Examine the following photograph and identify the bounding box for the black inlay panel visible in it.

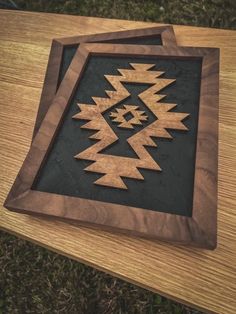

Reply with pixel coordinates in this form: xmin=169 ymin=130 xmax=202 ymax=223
xmin=34 ymin=55 xmax=202 ymax=217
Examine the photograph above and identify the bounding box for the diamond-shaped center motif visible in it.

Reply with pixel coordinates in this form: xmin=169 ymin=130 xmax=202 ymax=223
xmin=123 ymin=111 xmax=135 ymax=122
xmin=109 ymin=104 xmax=148 ymax=129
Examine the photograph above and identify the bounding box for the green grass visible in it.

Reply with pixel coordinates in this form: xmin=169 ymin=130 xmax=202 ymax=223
xmin=13 ymin=0 xmax=236 ymax=29
xmin=1 ymin=0 xmax=235 ymax=312
xmin=0 ymin=231 xmax=201 ymax=314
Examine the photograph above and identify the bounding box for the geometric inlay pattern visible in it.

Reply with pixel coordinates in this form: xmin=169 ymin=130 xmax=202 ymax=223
xmin=110 ymin=104 xmax=148 ymax=129
xmin=73 ymin=63 xmax=189 ymax=189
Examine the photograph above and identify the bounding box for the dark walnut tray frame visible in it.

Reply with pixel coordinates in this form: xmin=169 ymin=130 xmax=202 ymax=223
xmin=34 ymin=26 xmax=177 ymax=138
xmin=5 ymin=43 xmax=219 ymax=249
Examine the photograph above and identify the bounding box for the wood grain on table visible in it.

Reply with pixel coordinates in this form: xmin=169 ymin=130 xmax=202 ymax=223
xmin=0 ymin=10 xmax=236 ymax=314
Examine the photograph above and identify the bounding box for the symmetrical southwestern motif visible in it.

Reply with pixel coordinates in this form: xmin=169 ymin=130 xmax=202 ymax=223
xmin=73 ymin=63 xmax=189 ymax=189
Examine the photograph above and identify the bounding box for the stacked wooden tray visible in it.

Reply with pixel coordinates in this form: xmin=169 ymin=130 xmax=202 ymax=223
xmin=4 ymin=26 xmax=219 ymax=249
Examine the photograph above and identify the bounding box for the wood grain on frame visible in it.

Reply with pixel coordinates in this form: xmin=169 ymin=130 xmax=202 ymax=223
xmin=33 ymin=26 xmax=176 ymax=138
xmin=4 ymin=44 xmax=219 ymax=249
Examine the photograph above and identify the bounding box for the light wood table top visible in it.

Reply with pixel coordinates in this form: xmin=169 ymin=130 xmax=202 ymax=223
xmin=0 ymin=9 xmax=236 ymax=314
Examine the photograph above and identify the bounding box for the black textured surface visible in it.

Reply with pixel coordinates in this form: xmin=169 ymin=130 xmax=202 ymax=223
xmin=99 ymin=34 xmax=162 ymax=45
xmin=58 ymin=35 xmax=162 ymax=87
xmin=33 ymin=53 xmax=202 ymax=217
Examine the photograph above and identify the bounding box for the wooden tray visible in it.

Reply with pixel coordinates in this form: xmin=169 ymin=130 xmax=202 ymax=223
xmin=33 ymin=26 xmax=177 ymax=138
xmin=5 ymin=43 xmax=219 ymax=249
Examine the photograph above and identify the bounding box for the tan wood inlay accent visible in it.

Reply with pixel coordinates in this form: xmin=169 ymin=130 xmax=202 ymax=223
xmin=110 ymin=104 xmax=148 ymax=129
xmin=73 ymin=64 xmax=189 ymax=189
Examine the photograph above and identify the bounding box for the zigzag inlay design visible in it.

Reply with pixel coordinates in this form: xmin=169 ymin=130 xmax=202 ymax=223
xmin=110 ymin=104 xmax=148 ymax=129
xmin=72 ymin=63 xmax=189 ymax=189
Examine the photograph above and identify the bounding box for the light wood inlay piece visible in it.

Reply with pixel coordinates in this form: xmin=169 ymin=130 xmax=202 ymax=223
xmin=73 ymin=64 xmax=189 ymax=189
xmin=110 ymin=104 xmax=148 ymax=129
